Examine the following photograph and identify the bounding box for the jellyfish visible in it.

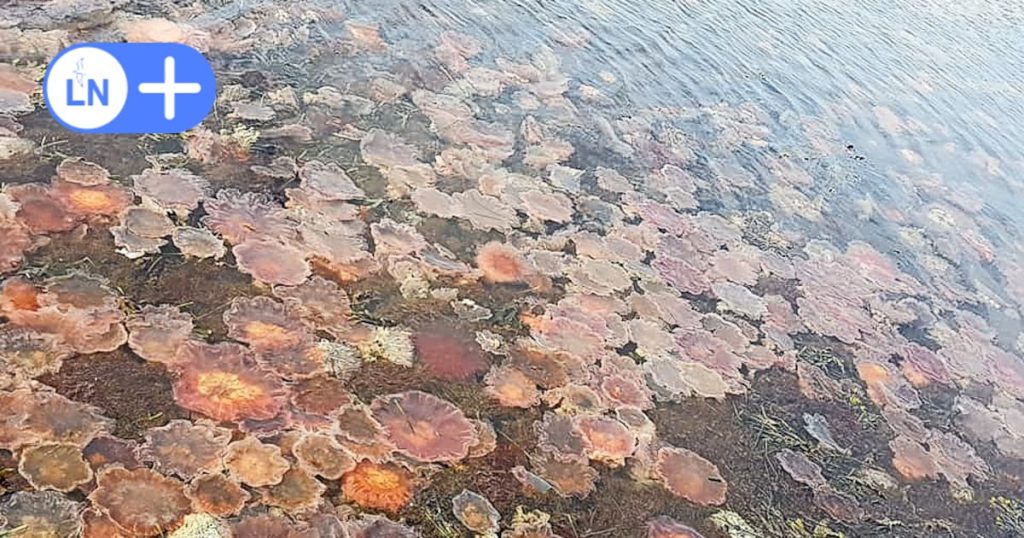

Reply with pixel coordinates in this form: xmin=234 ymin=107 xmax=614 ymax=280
xmin=576 ymin=415 xmax=637 ymax=467
xmin=186 ymin=473 xmax=250 ymax=517
xmin=452 ymin=490 xmax=500 ymax=536
xmin=125 ymin=304 xmax=193 ymax=366
xmin=530 ymin=452 xmax=598 ymax=498
xmin=261 ymin=467 xmax=326 ymax=515
xmin=4 ymin=389 xmax=113 ymax=449
xmin=535 ymin=412 xmax=588 ymax=463
xmin=646 ymin=516 xmax=706 ymax=538
xmin=223 ymin=436 xmax=291 ymax=487
xmin=294 ymin=432 xmax=357 ymax=479
xmin=341 ymin=461 xmax=414 ymax=513
xmin=17 ymin=443 xmax=93 ymax=492
xmin=132 ymin=167 xmax=209 ymax=217
xmin=223 ymin=295 xmax=314 ymax=354
xmin=655 ymin=446 xmax=727 ymax=506
xmin=413 ymin=328 xmax=490 ymax=381
xmin=273 ymin=276 xmax=352 ymax=337
xmin=83 ymin=435 xmax=141 ymax=471
xmin=52 ymin=180 xmax=133 ymax=219
xmin=202 ymin=189 xmax=295 ymax=245
xmin=0 ymin=220 xmax=32 ymax=274
xmin=233 ymin=239 xmax=312 ymax=286
xmin=8 ymin=183 xmax=79 ymax=233
xmin=82 ymin=507 xmax=130 ymax=538
xmin=476 ymin=242 xmax=531 ymax=284
xmin=0 ymin=326 xmax=73 ymax=379
xmin=138 ymin=419 xmax=231 ymax=480
xmin=56 ymin=157 xmax=110 ymax=186
xmin=172 ymin=342 xmax=287 ymax=422
xmin=0 ymin=491 xmax=83 ymax=537
xmin=290 ymin=375 xmax=352 ymax=416
xmin=484 ymin=365 xmax=541 ymax=408
xmin=171 ymin=226 xmax=226 ymax=259
xmin=89 ymin=466 xmax=191 ymax=536
xmin=371 ymin=391 xmax=476 ymax=463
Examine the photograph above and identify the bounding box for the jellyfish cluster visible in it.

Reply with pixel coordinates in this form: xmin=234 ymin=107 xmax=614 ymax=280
xmin=2 ymin=0 xmax=1024 ymax=536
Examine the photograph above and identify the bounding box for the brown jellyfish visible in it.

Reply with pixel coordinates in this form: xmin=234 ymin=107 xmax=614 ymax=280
xmin=83 ymin=435 xmax=141 ymax=471
xmin=125 ymin=304 xmax=194 ymax=366
xmin=0 ymin=326 xmax=74 ymax=379
xmin=452 ymin=490 xmax=500 ymax=536
xmin=294 ymin=432 xmax=357 ymax=479
xmin=172 ymin=226 xmax=226 ymax=259
xmin=137 ymin=419 xmax=231 ymax=480
xmin=341 ymin=461 xmax=414 ymax=513
xmin=530 ymin=452 xmax=599 ymax=498
xmin=233 ymin=239 xmax=312 ymax=286
xmin=172 ymin=342 xmax=286 ymax=422
xmin=600 ymin=373 xmax=655 ymax=410
xmin=655 ymin=446 xmax=727 ymax=506
xmin=647 ymin=516 xmax=706 ymax=538
xmin=576 ymin=415 xmax=637 ymax=467
xmin=224 ymin=295 xmax=314 ymax=354
xmin=476 ymin=241 xmax=531 ymax=284
xmin=536 ymin=412 xmax=588 ymax=462
xmin=543 ymin=383 xmax=605 ymax=414
xmin=131 ymin=168 xmax=209 ymax=217
xmin=260 ymin=467 xmax=326 ymax=515
xmin=0 ymin=220 xmax=33 ymax=275
xmin=233 ymin=514 xmax=309 ymax=538
xmin=273 ymin=276 xmax=352 ymax=337
xmin=8 ymin=183 xmax=79 ymax=233
xmin=56 ymin=157 xmax=110 ymax=186
xmin=223 ymin=436 xmax=291 ymax=487
xmin=291 ymin=375 xmax=352 ymax=415
xmin=509 ymin=341 xmax=582 ymax=389
xmin=371 ymin=390 xmax=477 ymax=463
xmin=15 ymin=389 xmax=113 ymax=449
xmin=467 ymin=419 xmax=498 ymax=459
xmin=413 ymin=328 xmax=490 ymax=381
xmin=0 ymin=491 xmax=83 ymax=538
xmin=486 ymin=364 xmax=542 ymax=408
xmin=52 ymin=180 xmax=133 ymax=219
xmin=202 ymin=189 xmax=295 ymax=245
xmin=186 ymin=473 xmax=250 ymax=517
xmin=17 ymin=443 xmax=93 ymax=492
xmin=90 ymin=466 xmax=191 ymax=536
xmin=83 ymin=507 xmax=130 ymax=538
xmin=889 ymin=435 xmax=939 ymax=481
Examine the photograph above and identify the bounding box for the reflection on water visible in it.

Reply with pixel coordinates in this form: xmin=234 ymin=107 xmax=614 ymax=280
xmin=2 ymin=0 xmax=1024 ymax=536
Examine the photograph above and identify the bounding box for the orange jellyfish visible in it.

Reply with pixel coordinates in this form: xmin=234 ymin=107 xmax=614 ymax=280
xmin=476 ymin=241 xmax=531 ymax=284
xmin=172 ymin=342 xmax=286 ymax=422
xmin=484 ymin=365 xmax=541 ymax=408
xmin=451 ymin=490 xmax=500 ymax=536
xmin=341 ymin=461 xmax=414 ymax=513
xmin=233 ymin=239 xmax=312 ymax=286
xmin=186 ymin=473 xmax=250 ymax=517
xmin=223 ymin=436 xmax=291 ymax=487
xmin=52 ymin=180 xmax=133 ymax=219
xmin=655 ymin=446 xmax=727 ymax=506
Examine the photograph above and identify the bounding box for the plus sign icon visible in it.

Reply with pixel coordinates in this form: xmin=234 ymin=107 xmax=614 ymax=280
xmin=44 ymin=43 xmax=216 ymax=133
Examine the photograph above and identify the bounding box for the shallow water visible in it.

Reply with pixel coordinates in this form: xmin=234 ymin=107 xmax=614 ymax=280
xmin=2 ymin=0 xmax=1024 ymax=537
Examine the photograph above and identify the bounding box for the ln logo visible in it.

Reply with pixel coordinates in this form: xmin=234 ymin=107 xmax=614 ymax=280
xmin=44 ymin=43 xmax=216 ymax=134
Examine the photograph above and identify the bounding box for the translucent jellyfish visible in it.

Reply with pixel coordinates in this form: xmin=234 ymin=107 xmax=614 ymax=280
xmin=0 ymin=491 xmax=83 ymax=538
xmin=126 ymin=304 xmax=193 ymax=365
xmin=536 ymin=412 xmax=587 ymax=462
xmin=171 ymin=226 xmax=226 ymax=259
xmin=371 ymin=390 xmax=477 ymax=462
xmin=118 ymin=206 xmax=175 ymax=238
xmin=111 ymin=226 xmax=167 ymax=259
xmin=647 ymin=516 xmax=706 ymax=538
xmin=897 ymin=343 xmax=951 ymax=387
xmin=82 ymin=506 xmax=129 ymax=538
xmin=294 ymin=432 xmax=356 ymax=479
xmin=485 ymin=365 xmax=541 ymax=408
xmin=138 ymin=419 xmax=231 ymax=480
xmin=131 ymin=168 xmax=208 ymax=217
xmin=542 ymin=383 xmax=605 ymax=414
xmin=185 ymin=473 xmax=249 ymax=517
xmin=531 ymin=452 xmax=599 ymax=498
xmin=7 ymin=183 xmax=79 ymax=233
xmin=655 ymin=446 xmax=727 ymax=505
xmin=273 ymin=276 xmax=351 ymax=337
xmin=645 ymin=356 xmax=730 ymax=401
xmin=17 ymin=443 xmax=93 ymax=492
xmin=52 ymin=180 xmax=133 ymax=219
xmin=84 ymin=435 xmax=140 ymax=471
xmin=577 ymin=415 xmax=638 ymax=467
xmin=298 ymin=160 xmax=365 ymax=201
xmin=1 ymin=389 xmax=112 ymax=450
xmin=360 ymin=129 xmax=420 ymax=169
xmin=476 ymin=241 xmax=531 ymax=284
xmin=232 ymin=514 xmax=305 ymax=538
xmin=90 ymin=466 xmax=191 ymax=536
xmin=172 ymin=342 xmax=287 ymax=421
xmin=0 ymin=220 xmax=32 ymax=274
xmin=290 ymin=375 xmax=352 ymax=415
xmin=414 ymin=328 xmax=490 ymax=381
xmin=774 ymin=449 xmax=827 ymax=489
xmin=452 ymin=490 xmax=500 ymax=536
xmin=202 ymin=190 xmax=294 ymax=245
xmin=56 ymin=157 xmax=110 ymax=186
xmin=341 ymin=461 xmax=414 ymax=513
xmin=223 ymin=436 xmax=291 ymax=487
xmin=224 ymin=295 xmax=313 ymax=354
xmin=261 ymin=467 xmax=326 ymax=515
xmin=233 ymin=239 xmax=312 ymax=286
xmin=600 ymin=372 xmax=655 ymax=410
xmin=467 ymin=419 xmax=498 ymax=458
xmin=0 ymin=326 xmax=73 ymax=379
xmin=712 ymin=282 xmax=768 ymax=320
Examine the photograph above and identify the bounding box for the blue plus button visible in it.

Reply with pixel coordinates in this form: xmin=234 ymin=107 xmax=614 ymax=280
xmin=44 ymin=43 xmax=216 ymax=134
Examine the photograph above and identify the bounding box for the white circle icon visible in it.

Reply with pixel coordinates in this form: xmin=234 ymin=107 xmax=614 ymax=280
xmin=45 ymin=47 xmax=128 ymax=130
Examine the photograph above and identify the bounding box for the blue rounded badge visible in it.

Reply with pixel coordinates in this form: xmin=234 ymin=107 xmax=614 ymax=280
xmin=43 ymin=43 xmax=216 ymax=134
